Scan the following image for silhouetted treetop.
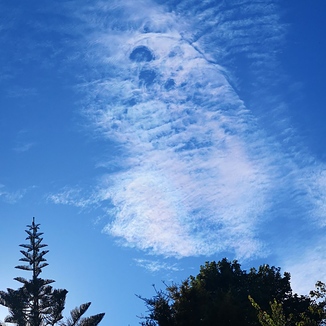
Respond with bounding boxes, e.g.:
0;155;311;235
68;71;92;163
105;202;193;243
139;258;324;326
0;218;105;326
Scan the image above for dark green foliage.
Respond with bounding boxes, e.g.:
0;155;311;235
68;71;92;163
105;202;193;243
0;287;29;325
61;302;105;326
249;294;324;326
249;296;288;326
0;218;105;326
0;218;66;326
137;286;176;326
139;258;323;326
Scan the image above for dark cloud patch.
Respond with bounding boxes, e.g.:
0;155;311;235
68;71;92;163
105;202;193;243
139;69;157;86
164;78;175;90
129;45;155;62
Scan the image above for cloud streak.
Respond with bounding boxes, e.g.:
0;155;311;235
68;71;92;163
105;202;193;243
0;184;28;204
134;258;180;273
49;0;326;261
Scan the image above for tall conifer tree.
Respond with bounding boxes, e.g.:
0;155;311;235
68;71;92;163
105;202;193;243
0;218;105;326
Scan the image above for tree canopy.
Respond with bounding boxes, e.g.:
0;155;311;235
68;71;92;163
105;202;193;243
139;259;325;326
0;218;105;326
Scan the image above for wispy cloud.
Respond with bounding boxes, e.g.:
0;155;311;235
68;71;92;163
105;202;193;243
47;185;110;209
134;258;180;273
49;0;326;262
284;240;326;295
6;87;38;99
13;142;35;153
0;184;27;204
12;129;36;153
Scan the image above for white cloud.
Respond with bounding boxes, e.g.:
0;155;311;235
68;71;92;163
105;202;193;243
47;185;111;209
75;0;282;259
284;241;326;296
13;142;35;153
13;129;36;153
6;87;38;99
47;188;90;208
0;184;27;204
50;0;326;263
134;258;180;273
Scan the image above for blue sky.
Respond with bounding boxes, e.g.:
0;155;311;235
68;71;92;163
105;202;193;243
1;0;326;324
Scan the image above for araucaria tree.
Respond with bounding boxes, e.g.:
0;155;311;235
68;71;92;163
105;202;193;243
0;218;105;326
